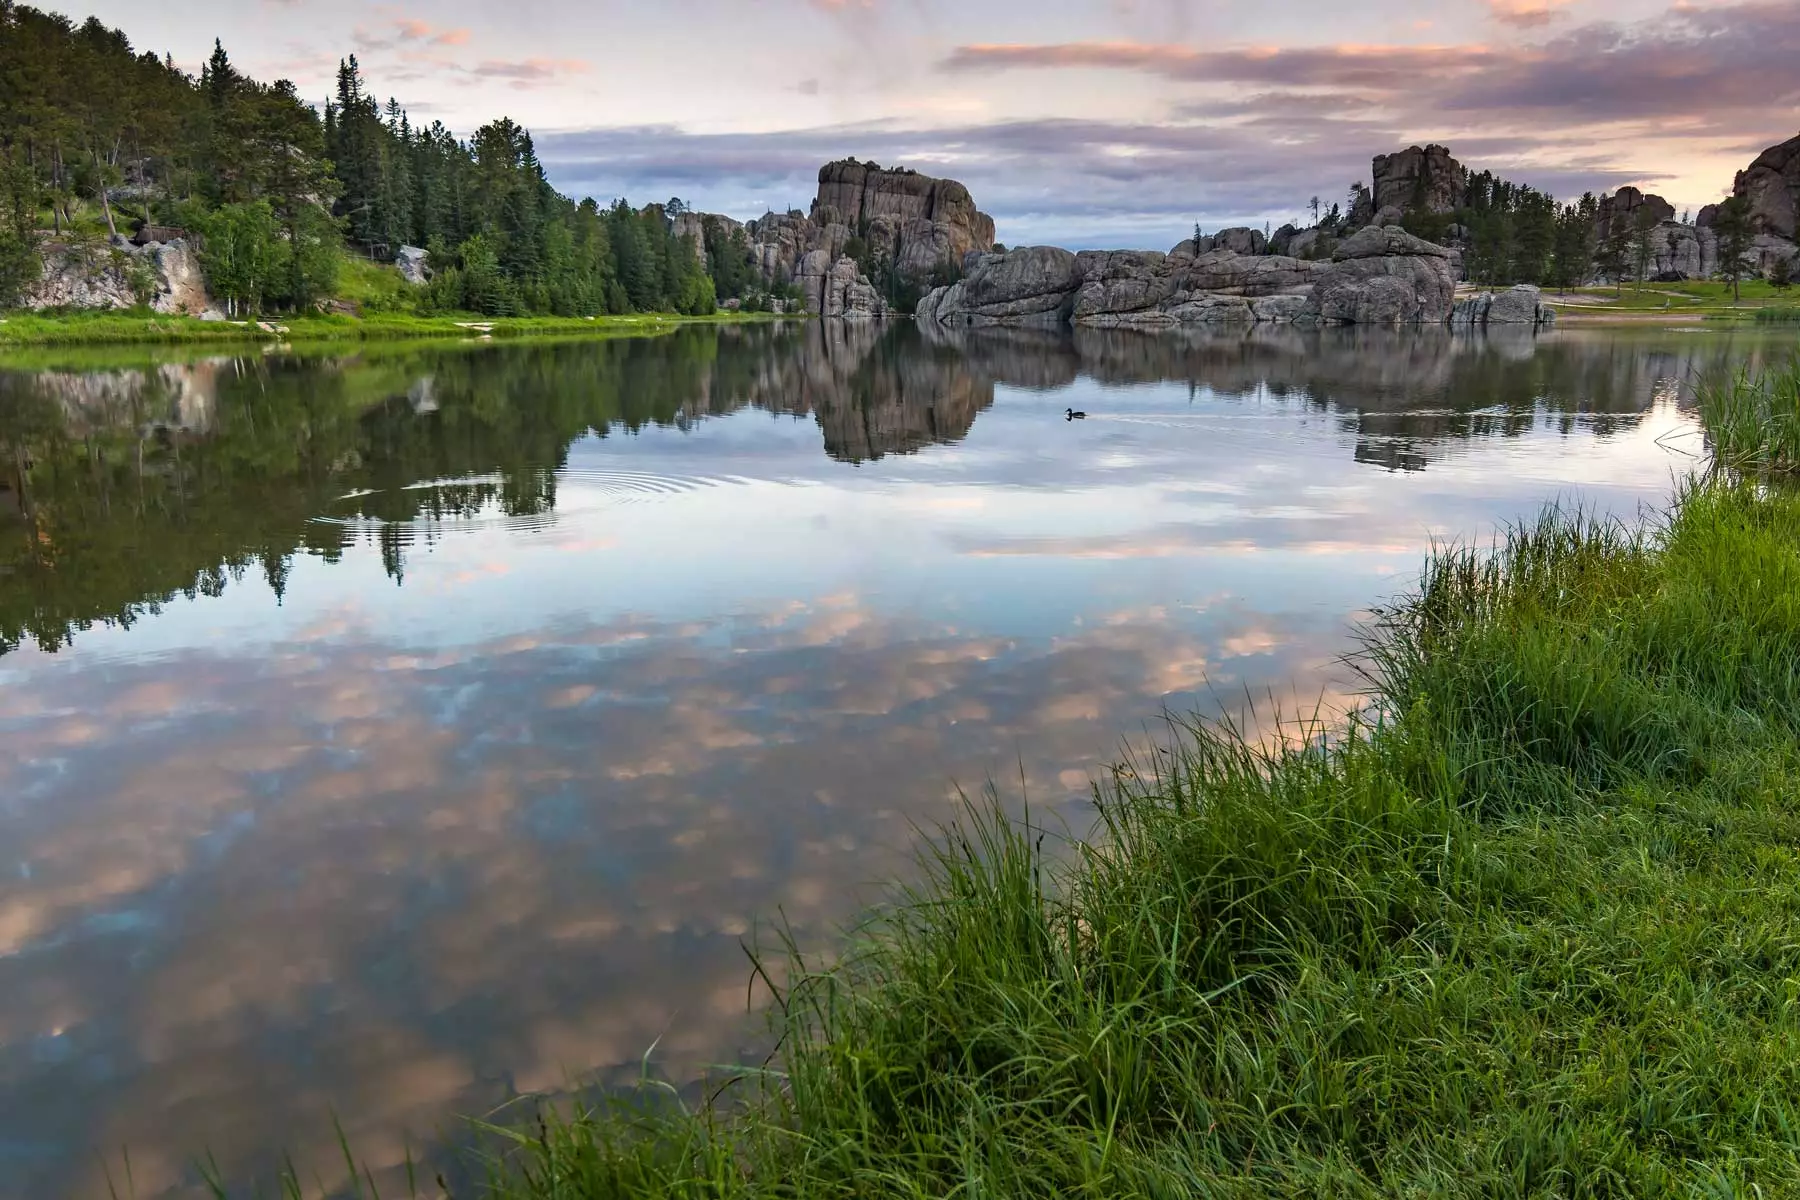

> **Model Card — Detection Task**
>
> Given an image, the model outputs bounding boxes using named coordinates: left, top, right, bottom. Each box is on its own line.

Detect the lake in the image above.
left=0, top=320, right=1782, bottom=1196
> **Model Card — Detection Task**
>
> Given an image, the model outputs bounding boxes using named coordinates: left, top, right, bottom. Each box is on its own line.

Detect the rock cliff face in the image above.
left=1596, top=187, right=1677, bottom=243
left=918, top=225, right=1458, bottom=330
left=812, top=160, right=996, bottom=279
left=679, top=161, right=994, bottom=317
left=1372, top=145, right=1467, bottom=216
left=793, top=251, right=887, bottom=320
left=1733, top=132, right=1800, bottom=240
left=22, top=237, right=209, bottom=314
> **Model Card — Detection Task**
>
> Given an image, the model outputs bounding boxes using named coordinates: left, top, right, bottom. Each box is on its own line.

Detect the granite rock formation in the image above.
left=1449, top=284, right=1557, bottom=328
left=1307, top=226, right=1458, bottom=326
left=1372, top=145, right=1468, bottom=216
left=1732, top=132, right=1800, bottom=240
left=794, top=251, right=887, bottom=319
left=915, top=246, right=1083, bottom=327
left=22, top=237, right=209, bottom=314
left=1596, top=187, right=1677, bottom=244
left=812, top=160, right=996, bottom=279
left=676, top=160, right=994, bottom=316
left=918, top=225, right=1458, bottom=330
left=395, top=246, right=431, bottom=286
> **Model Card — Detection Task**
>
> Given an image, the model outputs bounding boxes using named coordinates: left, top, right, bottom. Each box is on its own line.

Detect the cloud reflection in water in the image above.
left=0, top=321, right=1781, bottom=1196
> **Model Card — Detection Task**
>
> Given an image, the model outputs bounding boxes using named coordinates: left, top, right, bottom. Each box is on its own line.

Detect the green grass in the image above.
left=0, top=307, right=795, bottom=349
left=201, top=370, right=1800, bottom=1197
left=1698, top=360, right=1800, bottom=471
left=334, top=256, right=421, bottom=315
left=1549, top=279, right=1800, bottom=318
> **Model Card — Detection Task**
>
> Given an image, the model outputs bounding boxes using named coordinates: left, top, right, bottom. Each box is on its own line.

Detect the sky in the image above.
left=51, top=0, right=1800, bottom=248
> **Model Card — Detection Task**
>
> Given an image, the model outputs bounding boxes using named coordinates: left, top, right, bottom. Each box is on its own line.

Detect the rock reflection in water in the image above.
left=0, top=322, right=1779, bottom=1199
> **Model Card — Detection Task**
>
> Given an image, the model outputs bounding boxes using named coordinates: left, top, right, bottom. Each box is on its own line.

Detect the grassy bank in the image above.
left=1546, top=279, right=1800, bottom=321
left=0, top=308, right=795, bottom=350
left=210, top=366, right=1800, bottom=1196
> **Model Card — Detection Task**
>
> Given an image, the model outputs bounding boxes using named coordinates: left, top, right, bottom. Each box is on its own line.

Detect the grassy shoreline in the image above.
left=384, top=362, right=1800, bottom=1198
left=0, top=308, right=799, bottom=350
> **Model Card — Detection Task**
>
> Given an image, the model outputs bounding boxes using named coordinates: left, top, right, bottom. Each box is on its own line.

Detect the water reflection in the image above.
left=0, top=322, right=1780, bottom=1197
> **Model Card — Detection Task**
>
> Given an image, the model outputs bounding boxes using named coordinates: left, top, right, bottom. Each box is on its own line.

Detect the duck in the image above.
left=1066, top=407, right=1087, bottom=420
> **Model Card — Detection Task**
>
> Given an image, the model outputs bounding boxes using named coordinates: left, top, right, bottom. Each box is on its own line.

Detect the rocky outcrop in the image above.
left=395, top=245, right=431, bottom=286
left=919, top=225, right=1457, bottom=330
left=702, top=161, right=995, bottom=315
left=1596, top=187, right=1677, bottom=244
left=1732, top=132, right=1800, bottom=240
left=1645, top=221, right=1718, bottom=279
left=21, top=237, right=208, bottom=314
left=1449, top=284, right=1557, bottom=328
left=794, top=252, right=887, bottom=319
left=916, top=246, right=1082, bottom=327
left=1305, top=226, right=1457, bottom=326
left=1372, top=145, right=1467, bottom=216
left=812, top=160, right=996, bottom=279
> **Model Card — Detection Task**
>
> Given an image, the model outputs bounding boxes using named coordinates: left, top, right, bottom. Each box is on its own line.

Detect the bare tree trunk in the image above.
left=94, top=151, right=118, bottom=241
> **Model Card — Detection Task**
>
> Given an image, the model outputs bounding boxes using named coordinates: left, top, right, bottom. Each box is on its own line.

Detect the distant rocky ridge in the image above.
left=1367, top=138, right=1799, bottom=284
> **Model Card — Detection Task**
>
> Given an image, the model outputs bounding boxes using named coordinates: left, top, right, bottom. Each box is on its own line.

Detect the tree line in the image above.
left=1393, top=169, right=1769, bottom=297
left=0, top=4, right=736, bottom=315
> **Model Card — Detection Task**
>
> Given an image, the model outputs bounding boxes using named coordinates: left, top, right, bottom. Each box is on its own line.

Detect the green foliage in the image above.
left=0, top=150, right=40, bottom=306
left=183, top=199, right=339, bottom=315
left=1713, top=196, right=1757, bottom=303
left=1698, top=359, right=1800, bottom=470
left=1457, top=170, right=1567, bottom=286
left=702, top=217, right=756, bottom=300
left=1770, top=255, right=1793, bottom=292
left=0, top=7, right=752, bottom=319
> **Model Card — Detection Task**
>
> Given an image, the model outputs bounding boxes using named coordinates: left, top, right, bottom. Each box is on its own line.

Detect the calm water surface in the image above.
left=0, top=321, right=1783, bottom=1196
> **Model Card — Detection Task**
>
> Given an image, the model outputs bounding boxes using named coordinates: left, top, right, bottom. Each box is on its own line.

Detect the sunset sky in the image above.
left=56, top=0, right=1800, bottom=248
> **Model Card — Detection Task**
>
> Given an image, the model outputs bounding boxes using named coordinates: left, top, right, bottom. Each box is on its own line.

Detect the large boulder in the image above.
left=1211, top=226, right=1266, bottom=256
left=1732, top=132, right=1800, bottom=240
left=1372, top=144, right=1468, bottom=216
left=745, top=209, right=840, bottom=286
left=1305, top=226, right=1457, bottom=326
left=1449, top=284, right=1556, bottom=328
left=395, top=245, right=431, bottom=286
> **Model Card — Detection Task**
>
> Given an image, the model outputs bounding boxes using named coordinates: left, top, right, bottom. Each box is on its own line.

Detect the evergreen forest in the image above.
left=0, top=3, right=728, bottom=315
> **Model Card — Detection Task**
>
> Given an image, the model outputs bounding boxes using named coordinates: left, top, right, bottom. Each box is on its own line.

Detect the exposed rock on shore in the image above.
left=1449, top=284, right=1557, bottom=328
left=1308, top=226, right=1457, bottom=326
left=794, top=251, right=887, bottom=320
left=22, top=237, right=209, bottom=314
left=917, top=225, right=1457, bottom=330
